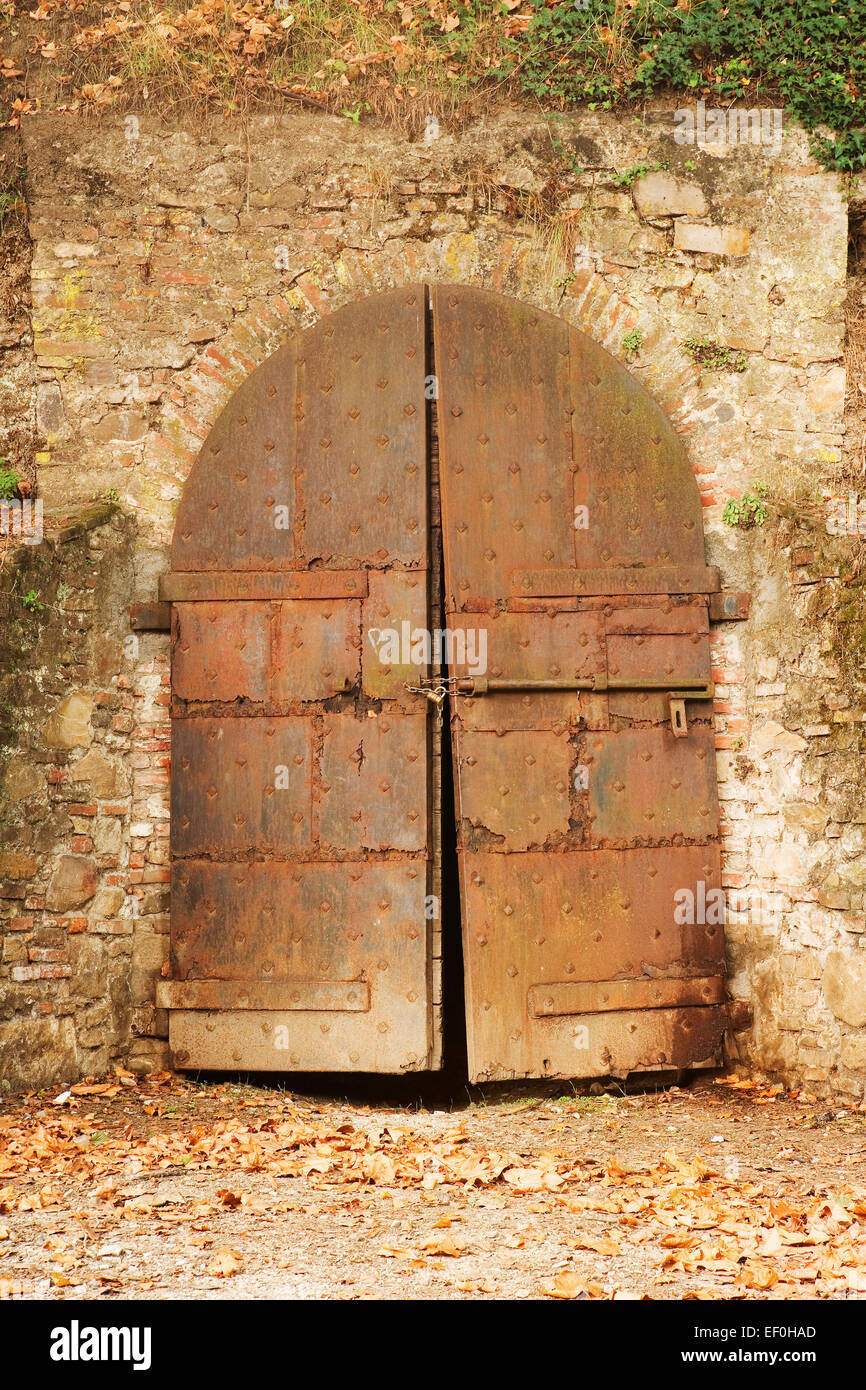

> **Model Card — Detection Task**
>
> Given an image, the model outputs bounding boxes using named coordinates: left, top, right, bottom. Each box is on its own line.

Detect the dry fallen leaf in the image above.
left=737, top=1262, right=778, bottom=1291
left=207, top=1249, right=243, bottom=1278
left=216, top=1189, right=242, bottom=1209
left=420, top=1235, right=466, bottom=1258
left=755, top=1227, right=783, bottom=1257
left=547, top=1270, right=588, bottom=1299
left=575, top=1235, right=621, bottom=1257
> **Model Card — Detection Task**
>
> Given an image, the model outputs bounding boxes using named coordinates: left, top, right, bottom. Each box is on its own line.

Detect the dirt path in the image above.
left=1, top=1071, right=865, bottom=1300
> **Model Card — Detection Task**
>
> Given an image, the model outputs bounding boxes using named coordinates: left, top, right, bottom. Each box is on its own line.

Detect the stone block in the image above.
left=46, top=855, right=99, bottom=911
left=634, top=172, right=708, bottom=217
left=42, top=692, right=94, bottom=749
left=674, top=222, right=751, bottom=256
left=823, top=949, right=866, bottom=1027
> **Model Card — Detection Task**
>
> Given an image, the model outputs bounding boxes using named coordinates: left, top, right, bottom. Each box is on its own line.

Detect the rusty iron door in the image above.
left=158, top=288, right=442, bottom=1072
left=160, top=283, right=724, bottom=1080
left=432, top=286, right=726, bottom=1083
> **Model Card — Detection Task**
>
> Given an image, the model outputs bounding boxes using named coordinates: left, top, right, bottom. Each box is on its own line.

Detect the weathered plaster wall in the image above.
left=1, top=103, right=864, bottom=1096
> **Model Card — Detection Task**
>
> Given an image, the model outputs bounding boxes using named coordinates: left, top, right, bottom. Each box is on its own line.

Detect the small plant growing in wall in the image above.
left=722, top=482, right=769, bottom=529
left=682, top=337, right=748, bottom=372
left=614, top=160, right=667, bottom=188
left=0, top=462, right=20, bottom=499
left=21, top=588, right=44, bottom=613
left=622, top=327, right=644, bottom=360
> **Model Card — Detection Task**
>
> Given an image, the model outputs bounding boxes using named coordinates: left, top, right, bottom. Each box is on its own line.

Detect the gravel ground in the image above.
left=1, top=1071, right=865, bottom=1301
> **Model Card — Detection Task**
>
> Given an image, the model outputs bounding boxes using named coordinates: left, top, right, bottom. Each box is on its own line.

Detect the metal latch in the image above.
left=669, top=697, right=688, bottom=738
left=405, top=676, right=714, bottom=737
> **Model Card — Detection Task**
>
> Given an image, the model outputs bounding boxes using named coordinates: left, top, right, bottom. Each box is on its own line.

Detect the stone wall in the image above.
left=1, top=102, right=864, bottom=1096
left=0, top=504, right=140, bottom=1089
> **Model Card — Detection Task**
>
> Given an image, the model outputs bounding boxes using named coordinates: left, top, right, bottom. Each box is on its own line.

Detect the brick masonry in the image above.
left=0, top=104, right=863, bottom=1096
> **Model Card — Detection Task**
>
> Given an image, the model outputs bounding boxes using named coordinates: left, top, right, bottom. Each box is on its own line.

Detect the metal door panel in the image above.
left=431, top=287, right=575, bottom=609
left=435, top=285, right=725, bottom=1082
left=170, top=343, right=298, bottom=573
left=166, top=287, right=436, bottom=1071
left=171, top=859, right=426, bottom=982
left=318, top=713, right=428, bottom=853
left=172, top=602, right=271, bottom=704
left=362, top=570, right=429, bottom=705
left=447, top=610, right=607, bottom=732
left=171, top=717, right=313, bottom=856
left=271, top=599, right=361, bottom=702
left=461, top=846, right=724, bottom=984
left=460, top=845, right=724, bottom=1079
left=295, top=289, right=427, bottom=568
left=566, top=327, right=711, bottom=573
left=169, top=1005, right=429, bottom=1073
left=168, top=858, right=429, bottom=1071
left=456, top=730, right=573, bottom=851
left=607, top=627, right=710, bottom=723
left=587, top=727, right=718, bottom=846
left=466, top=1009, right=725, bottom=1084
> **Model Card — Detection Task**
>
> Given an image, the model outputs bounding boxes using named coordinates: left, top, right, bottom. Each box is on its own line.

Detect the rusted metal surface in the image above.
left=171, top=599, right=361, bottom=706
left=156, top=979, right=371, bottom=1012
left=317, top=713, right=428, bottom=852
left=170, top=342, right=299, bottom=573
left=271, top=600, right=361, bottom=703
left=528, top=976, right=725, bottom=1017
left=458, top=846, right=724, bottom=1078
left=512, top=565, right=720, bottom=596
left=587, top=727, right=718, bottom=845
left=166, top=287, right=435, bottom=1072
left=565, top=322, right=710, bottom=573
left=161, top=571, right=368, bottom=602
left=171, top=603, right=272, bottom=704
left=171, top=717, right=313, bottom=856
left=168, top=859, right=430, bottom=1070
left=457, top=729, right=573, bottom=851
left=434, top=285, right=725, bottom=1083
left=361, top=570, right=429, bottom=706
left=709, top=590, right=752, bottom=622
left=462, top=1008, right=724, bottom=1084
left=296, top=289, right=427, bottom=569
left=431, top=287, right=574, bottom=610
left=130, top=601, right=170, bottom=631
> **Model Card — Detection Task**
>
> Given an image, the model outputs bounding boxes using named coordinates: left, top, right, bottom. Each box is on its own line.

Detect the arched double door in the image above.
left=155, top=285, right=725, bottom=1081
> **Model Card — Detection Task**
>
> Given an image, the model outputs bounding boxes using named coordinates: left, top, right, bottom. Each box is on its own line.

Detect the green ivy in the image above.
left=484, top=0, right=866, bottom=176
left=633, top=0, right=865, bottom=173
